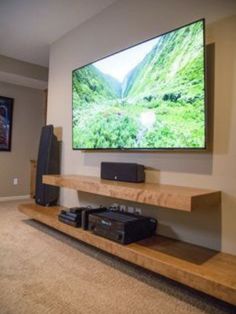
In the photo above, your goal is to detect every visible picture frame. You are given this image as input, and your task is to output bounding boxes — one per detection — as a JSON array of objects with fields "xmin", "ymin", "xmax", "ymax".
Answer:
[{"xmin": 0, "ymin": 96, "xmax": 14, "ymax": 151}]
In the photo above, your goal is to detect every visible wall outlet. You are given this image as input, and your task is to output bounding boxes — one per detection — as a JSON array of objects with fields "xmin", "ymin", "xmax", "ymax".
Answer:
[
  {"xmin": 13, "ymin": 178, "xmax": 18, "ymax": 185},
  {"xmin": 127, "ymin": 206, "xmax": 135, "ymax": 213},
  {"xmin": 120, "ymin": 204, "xmax": 126, "ymax": 212},
  {"xmin": 134, "ymin": 207, "xmax": 142, "ymax": 215},
  {"xmin": 111, "ymin": 203, "xmax": 119, "ymax": 210}
]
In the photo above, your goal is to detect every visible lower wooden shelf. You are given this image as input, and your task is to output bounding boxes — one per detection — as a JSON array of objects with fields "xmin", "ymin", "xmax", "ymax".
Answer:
[{"xmin": 18, "ymin": 203, "xmax": 236, "ymax": 305}]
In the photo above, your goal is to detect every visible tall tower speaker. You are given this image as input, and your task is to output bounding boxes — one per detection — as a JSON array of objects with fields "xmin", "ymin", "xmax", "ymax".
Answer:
[{"xmin": 35, "ymin": 125, "xmax": 60, "ymax": 206}]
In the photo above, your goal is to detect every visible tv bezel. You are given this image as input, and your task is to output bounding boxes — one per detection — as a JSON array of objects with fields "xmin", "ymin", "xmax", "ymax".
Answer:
[{"xmin": 72, "ymin": 18, "xmax": 207, "ymax": 152}]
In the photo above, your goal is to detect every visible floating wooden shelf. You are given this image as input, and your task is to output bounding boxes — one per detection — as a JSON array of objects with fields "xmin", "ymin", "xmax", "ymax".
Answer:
[
  {"xmin": 43, "ymin": 175, "xmax": 221, "ymax": 212},
  {"xmin": 19, "ymin": 203, "xmax": 236, "ymax": 305}
]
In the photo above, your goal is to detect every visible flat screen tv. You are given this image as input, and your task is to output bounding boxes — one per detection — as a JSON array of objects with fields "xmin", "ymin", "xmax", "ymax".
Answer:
[{"xmin": 72, "ymin": 19, "xmax": 206, "ymax": 150}]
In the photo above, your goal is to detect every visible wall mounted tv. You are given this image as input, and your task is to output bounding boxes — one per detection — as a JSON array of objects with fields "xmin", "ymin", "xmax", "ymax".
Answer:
[{"xmin": 72, "ymin": 19, "xmax": 206, "ymax": 151}]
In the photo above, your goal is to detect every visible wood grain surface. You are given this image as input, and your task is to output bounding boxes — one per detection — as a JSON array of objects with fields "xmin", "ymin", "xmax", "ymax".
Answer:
[
  {"xmin": 19, "ymin": 203, "xmax": 236, "ymax": 305},
  {"xmin": 43, "ymin": 174, "xmax": 221, "ymax": 211}
]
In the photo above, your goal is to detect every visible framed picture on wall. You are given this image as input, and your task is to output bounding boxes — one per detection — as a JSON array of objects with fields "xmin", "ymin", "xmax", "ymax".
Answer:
[{"xmin": 0, "ymin": 96, "xmax": 14, "ymax": 151}]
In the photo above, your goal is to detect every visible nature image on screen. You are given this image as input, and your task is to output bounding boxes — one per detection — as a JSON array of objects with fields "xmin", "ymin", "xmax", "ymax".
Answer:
[{"xmin": 72, "ymin": 20, "xmax": 205, "ymax": 149}]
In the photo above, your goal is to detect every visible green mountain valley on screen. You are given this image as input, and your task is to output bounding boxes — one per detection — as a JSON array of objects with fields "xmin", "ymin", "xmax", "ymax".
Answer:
[{"xmin": 72, "ymin": 20, "xmax": 205, "ymax": 149}]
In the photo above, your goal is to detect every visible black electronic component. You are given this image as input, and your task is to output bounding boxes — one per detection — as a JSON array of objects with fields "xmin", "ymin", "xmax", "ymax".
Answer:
[
  {"xmin": 101, "ymin": 162, "xmax": 145, "ymax": 183},
  {"xmin": 81, "ymin": 207, "xmax": 107, "ymax": 230},
  {"xmin": 58, "ymin": 207, "xmax": 84, "ymax": 228},
  {"xmin": 69, "ymin": 207, "xmax": 86, "ymax": 214},
  {"xmin": 58, "ymin": 215, "xmax": 81, "ymax": 227},
  {"xmin": 88, "ymin": 210, "xmax": 157, "ymax": 244}
]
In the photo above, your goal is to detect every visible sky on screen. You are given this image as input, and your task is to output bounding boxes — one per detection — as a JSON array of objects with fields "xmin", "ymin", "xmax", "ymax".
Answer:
[{"xmin": 93, "ymin": 36, "xmax": 160, "ymax": 82}]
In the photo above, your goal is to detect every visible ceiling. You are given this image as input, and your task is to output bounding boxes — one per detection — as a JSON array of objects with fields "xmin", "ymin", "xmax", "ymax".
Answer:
[{"xmin": 0, "ymin": 0, "xmax": 117, "ymax": 67}]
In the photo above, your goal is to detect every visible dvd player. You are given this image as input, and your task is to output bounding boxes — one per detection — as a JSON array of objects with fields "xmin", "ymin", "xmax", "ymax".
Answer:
[
  {"xmin": 58, "ymin": 208, "xmax": 84, "ymax": 227},
  {"xmin": 58, "ymin": 207, "xmax": 107, "ymax": 229},
  {"xmin": 88, "ymin": 211, "xmax": 157, "ymax": 244}
]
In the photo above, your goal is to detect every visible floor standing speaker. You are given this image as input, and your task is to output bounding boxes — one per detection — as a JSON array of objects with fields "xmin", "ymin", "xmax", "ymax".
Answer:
[{"xmin": 35, "ymin": 125, "xmax": 60, "ymax": 206}]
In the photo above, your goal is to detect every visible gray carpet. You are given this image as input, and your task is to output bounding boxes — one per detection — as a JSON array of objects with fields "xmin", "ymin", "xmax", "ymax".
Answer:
[{"xmin": 0, "ymin": 200, "xmax": 235, "ymax": 314}]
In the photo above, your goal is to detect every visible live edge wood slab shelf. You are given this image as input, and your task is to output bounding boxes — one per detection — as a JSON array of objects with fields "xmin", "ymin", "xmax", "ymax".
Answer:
[
  {"xmin": 19, "ymin": 203, "xmax": 236, "ymax": 305},
  {"xmin": 19, "ymin": 175, "xmax": 233, "ymax": 304},
  {"xmin": 43, "ymin": 175, "xmax": 221, "ymax": 212}
]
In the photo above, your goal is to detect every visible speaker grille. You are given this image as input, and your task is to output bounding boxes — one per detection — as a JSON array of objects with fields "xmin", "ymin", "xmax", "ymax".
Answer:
[{"xmin": 35, "ymin": 125, "xmax": 60, "ymax": 206}]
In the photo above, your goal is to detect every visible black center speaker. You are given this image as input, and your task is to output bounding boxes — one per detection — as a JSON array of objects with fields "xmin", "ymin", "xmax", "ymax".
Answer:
[
  {"xmin": 101, "ymin": 162, "xmax": 145, "ymax": 183},
  {"xmin": 35, "ymin": 125, "xmax": 60, "ymax": 206}
]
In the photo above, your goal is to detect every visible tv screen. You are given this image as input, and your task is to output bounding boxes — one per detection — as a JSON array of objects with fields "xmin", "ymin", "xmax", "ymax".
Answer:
[{"xmin": 72, "ymin": 19, "xmax": 206, "ymax": 150}]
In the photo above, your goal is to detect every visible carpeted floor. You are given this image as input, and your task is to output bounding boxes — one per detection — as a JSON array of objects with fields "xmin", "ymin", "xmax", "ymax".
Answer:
[{"xmin": 0, "ymin": 200, "xmax": 235, "ymax": 314}]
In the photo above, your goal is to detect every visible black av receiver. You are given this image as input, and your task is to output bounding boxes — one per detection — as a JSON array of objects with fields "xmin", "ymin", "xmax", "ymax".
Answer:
[{"xmin": 88, "ymin": 211, "xmax": 157, "ymax": 244}]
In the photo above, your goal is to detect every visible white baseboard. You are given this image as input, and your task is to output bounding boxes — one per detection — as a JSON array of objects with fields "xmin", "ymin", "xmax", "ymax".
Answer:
[{"xmin": 0, "ymin": 195, "xmax": 31, "ymax": 202}]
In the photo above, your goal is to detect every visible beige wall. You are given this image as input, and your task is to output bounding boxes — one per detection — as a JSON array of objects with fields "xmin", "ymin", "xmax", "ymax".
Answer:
[
  {"xmin": 0, "ymin": 55, "xmax": 48, "ymax": 81},
  {"xmin": 47, "ymin": 0, "xmax": 236, "ymax": 254},
  {"xmin": 0, "ymin": 81, "xmax": 44, "ymax": 197},
  {"xmin": 0, "ymin": 55, "xmax": 48, "ymax": 90}
]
